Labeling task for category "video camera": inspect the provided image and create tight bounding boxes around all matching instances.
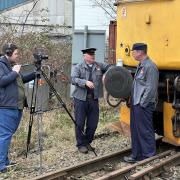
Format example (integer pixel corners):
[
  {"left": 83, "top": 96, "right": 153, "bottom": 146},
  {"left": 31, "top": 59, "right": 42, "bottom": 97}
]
[
  {"left": 33, "top": 52, "right": 48, "bottom": 65},
  {"left": 33, "top": 48, "right": 48, "bottom": 66}
]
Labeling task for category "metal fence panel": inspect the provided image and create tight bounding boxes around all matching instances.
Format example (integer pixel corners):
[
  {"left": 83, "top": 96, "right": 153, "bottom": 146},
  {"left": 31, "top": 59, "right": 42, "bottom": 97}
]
[
  {"left": 72, "top": 26, "right": 106, "bottom": 64},
  {"left": 0, "top": 0, "right": 28, "bottom": 11},
  {"left": 22, "top": 64, "right": 50, "bottom": 112}
]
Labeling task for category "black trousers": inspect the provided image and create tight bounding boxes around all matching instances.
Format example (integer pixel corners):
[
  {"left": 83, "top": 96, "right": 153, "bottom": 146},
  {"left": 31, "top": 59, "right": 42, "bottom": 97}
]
[
  {"left": 130, "top": 103, "right": 156, "bottom": 160},
  {"left": 73, "top": 98, "right": 99, "bottom": 147}
]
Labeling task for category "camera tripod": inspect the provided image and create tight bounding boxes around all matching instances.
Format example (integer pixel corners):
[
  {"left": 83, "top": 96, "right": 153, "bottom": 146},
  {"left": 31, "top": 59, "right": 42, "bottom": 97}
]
[{"left": 26, "top": 64, "right": 97, "bottom": 173}]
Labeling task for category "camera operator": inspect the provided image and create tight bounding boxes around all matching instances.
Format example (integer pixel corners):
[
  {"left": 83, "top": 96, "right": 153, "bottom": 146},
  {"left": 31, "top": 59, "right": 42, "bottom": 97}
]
[{"left": 0, "top": 43, "right": 35, "bottom": 173}]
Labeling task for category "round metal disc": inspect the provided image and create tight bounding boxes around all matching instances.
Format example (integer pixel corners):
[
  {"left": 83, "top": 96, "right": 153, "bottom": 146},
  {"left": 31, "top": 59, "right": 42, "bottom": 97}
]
[
  {"left": 174, "top": 76, "right": 180, "bottom": 92},
  {"left": 104, "top": 66, "right": 133, "bottom": 98}
]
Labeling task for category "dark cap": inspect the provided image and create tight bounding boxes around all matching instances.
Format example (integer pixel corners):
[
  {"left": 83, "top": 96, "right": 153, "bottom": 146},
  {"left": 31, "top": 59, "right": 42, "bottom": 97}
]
[
  {"left": 131, "top": 43, "right": 147, "bottom": 51},
  {"left": 81, "top": 48, "right": 96, "bottom": 55}
]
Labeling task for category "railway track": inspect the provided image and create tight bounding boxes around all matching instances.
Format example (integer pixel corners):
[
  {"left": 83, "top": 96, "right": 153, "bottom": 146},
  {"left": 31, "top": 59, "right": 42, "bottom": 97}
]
[
  {"left": 96, "top": 149, "right": 180, "bottom": 180},
  {"left": 31, "top": 141, "right": 180, "bottom": 180},
  {"left": 31, "top": 147, "right": 131, "bottom": 180}
]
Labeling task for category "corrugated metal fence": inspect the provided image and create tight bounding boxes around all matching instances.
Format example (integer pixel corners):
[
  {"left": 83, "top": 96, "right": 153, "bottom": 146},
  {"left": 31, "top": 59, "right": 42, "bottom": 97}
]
[{"left": 0, "top": 0, "right": 28, "bottom": 11}]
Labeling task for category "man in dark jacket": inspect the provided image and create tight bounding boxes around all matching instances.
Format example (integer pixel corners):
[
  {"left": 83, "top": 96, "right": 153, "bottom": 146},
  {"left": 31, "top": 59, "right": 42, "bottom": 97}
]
[
  {"left": 71, "top": 48, "right": 110, "bottom": 154},
  {"left": 0, "top": 43, "right": 35, "bottom": 173}
]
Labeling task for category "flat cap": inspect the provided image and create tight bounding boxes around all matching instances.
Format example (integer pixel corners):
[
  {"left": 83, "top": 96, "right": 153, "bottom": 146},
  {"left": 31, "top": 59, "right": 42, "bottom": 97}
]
[
  {"left": 131, "top": 43, "right": 147, "bottom": 51},
  {"left": 81, "top": 48, "right": 96, "bottom": 55}
]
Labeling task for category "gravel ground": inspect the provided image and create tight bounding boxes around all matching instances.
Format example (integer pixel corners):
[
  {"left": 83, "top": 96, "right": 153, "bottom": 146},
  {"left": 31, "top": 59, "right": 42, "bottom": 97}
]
[
  {"left": 153, "top": 165, "right": 180, "bottom": 180},
  {"left": 0, "top": 108, "right": 179, "bottom": 180},
  {"left": 0, "top": 127, "right": 130, "bottom": 180}
]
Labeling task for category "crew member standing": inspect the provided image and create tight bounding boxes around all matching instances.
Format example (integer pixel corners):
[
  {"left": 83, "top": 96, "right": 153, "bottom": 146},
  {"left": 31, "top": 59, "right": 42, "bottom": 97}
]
[
  {"left": 0, "top": 43, "right": 35, "bottom": 173},
  {"left": 124, "top": 43, "right": 159, "bottom": 163},
  {"left": 71, "top": 48, "right": 109, "bottom": 154}
]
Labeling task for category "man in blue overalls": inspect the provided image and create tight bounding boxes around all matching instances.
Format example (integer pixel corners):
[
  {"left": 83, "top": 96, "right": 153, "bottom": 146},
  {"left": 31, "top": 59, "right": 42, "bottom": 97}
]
[
  {"left": 71, "top": 48, "right": 109, "bottom": 154},
  {"left": 124, "top": 43, "right": 159, "bottom": 163}
]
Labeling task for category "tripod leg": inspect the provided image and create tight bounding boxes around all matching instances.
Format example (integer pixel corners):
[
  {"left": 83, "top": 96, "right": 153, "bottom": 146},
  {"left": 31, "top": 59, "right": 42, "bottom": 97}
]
[
  {"left": 37, "top": 112, "right": 43, "bottom": 174},
  {"left": 26, "top": 78, "right": 37, "bottom": 157},
  {"left": 26, "top": 114, "right": 34, "bottom": 158},
  {"left": 36, "top": 77, "right": 44, "bottom": 174}
]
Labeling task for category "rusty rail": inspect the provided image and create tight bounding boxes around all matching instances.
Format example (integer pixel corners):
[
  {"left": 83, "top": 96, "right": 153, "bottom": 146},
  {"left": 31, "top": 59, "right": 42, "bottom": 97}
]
[
  {"left": 31, "top": 147, "right": 131, "bottom": 180},
  {"left": 130, "top": 152, "right": 180, "bottom": 179},
  {"left": 95, "top": 150, "right": 180, "bottom": 180},
  {"left": 30, "top": 137, "right": 169, "bottom": 180}
]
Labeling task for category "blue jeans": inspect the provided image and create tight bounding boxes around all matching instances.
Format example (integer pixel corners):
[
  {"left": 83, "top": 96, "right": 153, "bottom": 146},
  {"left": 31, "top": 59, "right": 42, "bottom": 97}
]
[{"left": 0, "top": 109, "right": 22, "bottom": 171}]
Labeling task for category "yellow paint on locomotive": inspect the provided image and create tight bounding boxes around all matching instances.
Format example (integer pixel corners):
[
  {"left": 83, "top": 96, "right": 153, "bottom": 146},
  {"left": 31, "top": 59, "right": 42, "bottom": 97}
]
[
  {"left": 115, "top": 0, "right": 180, "bottom": 146},
  {"left": 116, "top": 0, "right": 180, "bottom": 70}
]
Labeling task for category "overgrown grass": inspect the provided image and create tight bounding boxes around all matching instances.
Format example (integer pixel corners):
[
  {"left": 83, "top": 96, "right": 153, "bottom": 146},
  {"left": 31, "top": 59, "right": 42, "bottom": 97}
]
[{"left": 10, "top": 101, "right": 120, "bottom": 158}]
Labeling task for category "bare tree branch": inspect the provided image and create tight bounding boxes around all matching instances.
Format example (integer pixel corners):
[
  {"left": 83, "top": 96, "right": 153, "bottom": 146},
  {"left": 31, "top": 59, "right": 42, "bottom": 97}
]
[
  {"left": 90, "top": 0, "right": 116, "bottom": 19},
  {"left": 91, "top": 0, "right": 116, "bottom": 19},
  {"left": 103, "top": 0, "right": 116, "bottom": 13},
  {"left": 21, "top": 0, "right": 40, "bottom": 35}
]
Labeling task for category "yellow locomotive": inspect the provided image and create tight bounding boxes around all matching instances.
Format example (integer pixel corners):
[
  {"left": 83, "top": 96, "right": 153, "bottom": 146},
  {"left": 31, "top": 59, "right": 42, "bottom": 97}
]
[{"left": 111, "top": 0, "right": 180, "bottom": 146}]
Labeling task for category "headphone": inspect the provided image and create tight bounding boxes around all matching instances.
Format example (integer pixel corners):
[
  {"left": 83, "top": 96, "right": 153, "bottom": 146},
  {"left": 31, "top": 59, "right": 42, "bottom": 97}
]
[{"left": 5, "top": 43, "right": 13, "bottom": 57}]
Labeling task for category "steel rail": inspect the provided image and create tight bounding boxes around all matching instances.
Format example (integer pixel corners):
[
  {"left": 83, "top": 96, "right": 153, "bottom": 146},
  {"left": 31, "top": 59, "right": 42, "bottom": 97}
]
[
  {"left": 31, "top": 147, "right": 131, "bottom": 180},
  {"left": 95, "top": 150, "right": 174, "bottom": 180},
  {"left": 129, "top": 151, "right": 180, "bottom": 179}
]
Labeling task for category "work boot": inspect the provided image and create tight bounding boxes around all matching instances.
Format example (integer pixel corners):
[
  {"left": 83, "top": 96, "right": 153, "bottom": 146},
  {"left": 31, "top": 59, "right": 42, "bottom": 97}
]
[
  {"left": 78, "top": 146, "right": 88, "bottom": 154},
  {"left": 6, "top": 161, "right": 17, "bottom": 168},
  {"left": 123, "top": 156, "right": 137, "bottom": 163},
  {"left": 86, "top": 144, "right": 95, "bottom": 151}
]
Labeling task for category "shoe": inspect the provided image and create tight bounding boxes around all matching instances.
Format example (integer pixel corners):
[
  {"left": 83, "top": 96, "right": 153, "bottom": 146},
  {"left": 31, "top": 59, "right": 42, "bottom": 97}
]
[
  {"left": 0, "top": 168, "right": 7, "bottom": 173},
  {"left": 124, "top": 156, "right": 137, "bottom": 163},
  {"left": 78, "top": 146, "right": 88, "bottom": 154},
  {"left": 86, "top": 144, "right": 95, "bottom": 151},
  {"left": 6, "top": 161, "right": 17, "bottom": 168}
]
